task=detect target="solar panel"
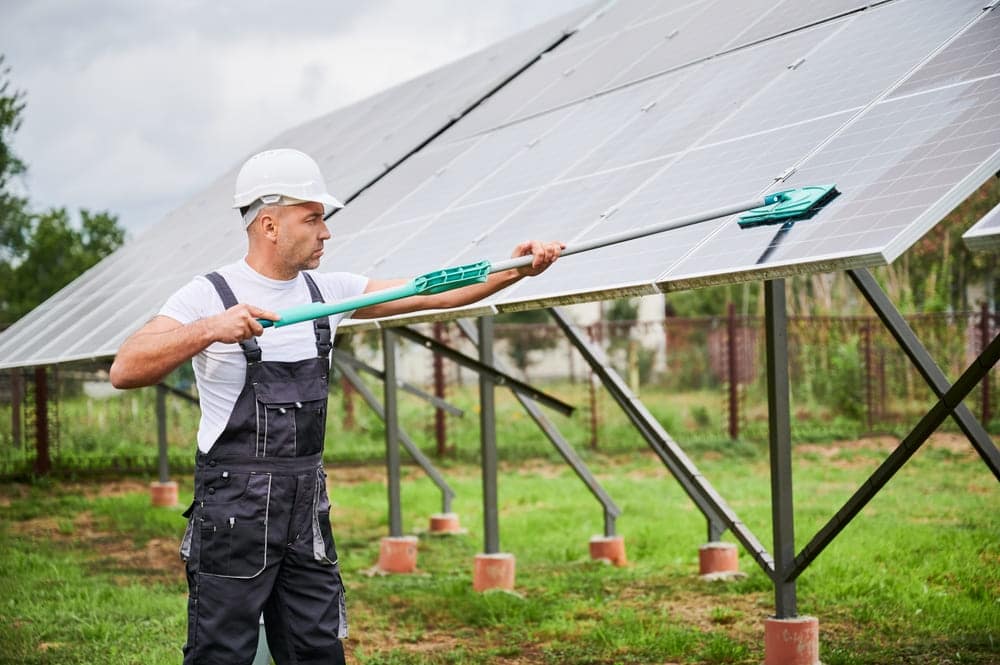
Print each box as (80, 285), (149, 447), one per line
(1, 0), (997, 368)
(330, 0), (997, 311)
(0, 5), (597, 369)
(963, 201), (1000, 253)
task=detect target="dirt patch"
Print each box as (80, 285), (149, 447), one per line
(10, 511), (184, 586)
(797, 432), (979, 470)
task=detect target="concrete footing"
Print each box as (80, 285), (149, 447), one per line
(699, 541), (738, 575)
(473, 553), (515, 592)
(589, 535), (627, 566)
(377, 536), (418, 573)
(765, 615), (820, 665)
(429, 512), (462, 534)
(149, 481), (178, 507)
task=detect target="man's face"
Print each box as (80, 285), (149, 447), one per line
(274, 202), (330, 272)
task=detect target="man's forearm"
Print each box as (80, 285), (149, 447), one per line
(110, 319), (215, 389)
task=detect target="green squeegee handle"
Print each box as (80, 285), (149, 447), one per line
(258, 260), (491, 328)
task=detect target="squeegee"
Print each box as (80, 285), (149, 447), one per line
(259, 184), (838, 328)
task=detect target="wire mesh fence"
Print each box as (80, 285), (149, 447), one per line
(0, 308), (994, 478)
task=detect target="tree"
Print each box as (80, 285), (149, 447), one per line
(0, 56), (126, 326)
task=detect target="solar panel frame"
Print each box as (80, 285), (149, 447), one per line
(963, 201), (1000, 253)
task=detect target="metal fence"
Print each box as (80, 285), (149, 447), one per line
(1, 307), (994, 477)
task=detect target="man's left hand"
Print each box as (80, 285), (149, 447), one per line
(512, 240), (566, 277)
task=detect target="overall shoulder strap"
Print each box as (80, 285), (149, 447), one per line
(203, 272), (262, 364)
(301, 272), (332, 358)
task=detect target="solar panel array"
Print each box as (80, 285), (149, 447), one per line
(2, 0), (998, 369)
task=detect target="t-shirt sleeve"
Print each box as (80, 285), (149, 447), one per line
(158, 277), (225, 325)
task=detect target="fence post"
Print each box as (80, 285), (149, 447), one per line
(982, 302), (992, 426)
(433, 322), (448, 457)
(11, 369), (22, 449)
(587, 325), (599, 450)
(728, 302), (739, 440)
(34, 366), (50, 475)
(341, 375), (356, 431)
(863, 321), (873, 432)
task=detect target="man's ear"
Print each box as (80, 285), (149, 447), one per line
(258, 208), (280, 241)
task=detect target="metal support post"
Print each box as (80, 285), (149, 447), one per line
(156, 384), (169, 484)
(335, 359), (456, 514)
(478, 316), (500, 554)
(550, 307), (775, 575)
(34, 366), (50, 475)
(382, 330), (403, 537)
(765, 279), (797, 618)
(847, 269), (1000, 480)
(790, 328), (1000, 580)
(457, 319), (621, 537)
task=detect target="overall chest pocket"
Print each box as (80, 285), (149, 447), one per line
(252, 376), (328, 457)
(198, 472), (272, 578)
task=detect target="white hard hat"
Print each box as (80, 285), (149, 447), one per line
(232, 148), (343, 216)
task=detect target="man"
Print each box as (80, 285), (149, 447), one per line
(109, 148), (563, 664)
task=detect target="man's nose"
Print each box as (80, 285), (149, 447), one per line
(319, 221), (331, 240)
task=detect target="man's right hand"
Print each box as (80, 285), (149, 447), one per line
(210, 304), (280, 343)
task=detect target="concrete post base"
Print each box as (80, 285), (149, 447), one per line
(377, 536), (418, 573)
(765, 616), (820, 665)
(699, 541), (738, 575)
(589, 535), (627, 566)
(150, 481), (178, 508)
(429, 512), (462, 534)
(473, 553), (515, 592)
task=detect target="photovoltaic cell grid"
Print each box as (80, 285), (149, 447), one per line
(323, 0), (999, 316)
(0, 5), (596, 369)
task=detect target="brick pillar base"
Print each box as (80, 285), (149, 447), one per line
(429, 512), (462, 534)
(377, 536), (418, 573)
(765, 616), (819, 665)
(699, 541), (738, 575)
(473, 553), (515, 592)
(589, 535), (627, 566)
(150, 481), (178, 508)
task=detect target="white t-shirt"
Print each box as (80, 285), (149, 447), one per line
(158, 259), (369, 452)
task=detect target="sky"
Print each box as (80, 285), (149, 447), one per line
(1, 0), (589, 235)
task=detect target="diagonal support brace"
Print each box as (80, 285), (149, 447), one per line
(334, 358), (456, 514)
(549, 306), (775, 577)
(848, 269), (1000, 481)
(332, 349), (464, 417)
(456, 319), (622, 536)
(788, 329), (1000, 582)
(393, 326), (575, 416)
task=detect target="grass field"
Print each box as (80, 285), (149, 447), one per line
(1, 429), (997, 664)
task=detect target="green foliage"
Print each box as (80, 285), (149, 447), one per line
(495, 308), (557, 377)
(0, 56), (126, 326)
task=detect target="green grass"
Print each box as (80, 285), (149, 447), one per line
(1, 435), (996, 664)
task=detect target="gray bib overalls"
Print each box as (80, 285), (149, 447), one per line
(180, 271), (347, 664)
